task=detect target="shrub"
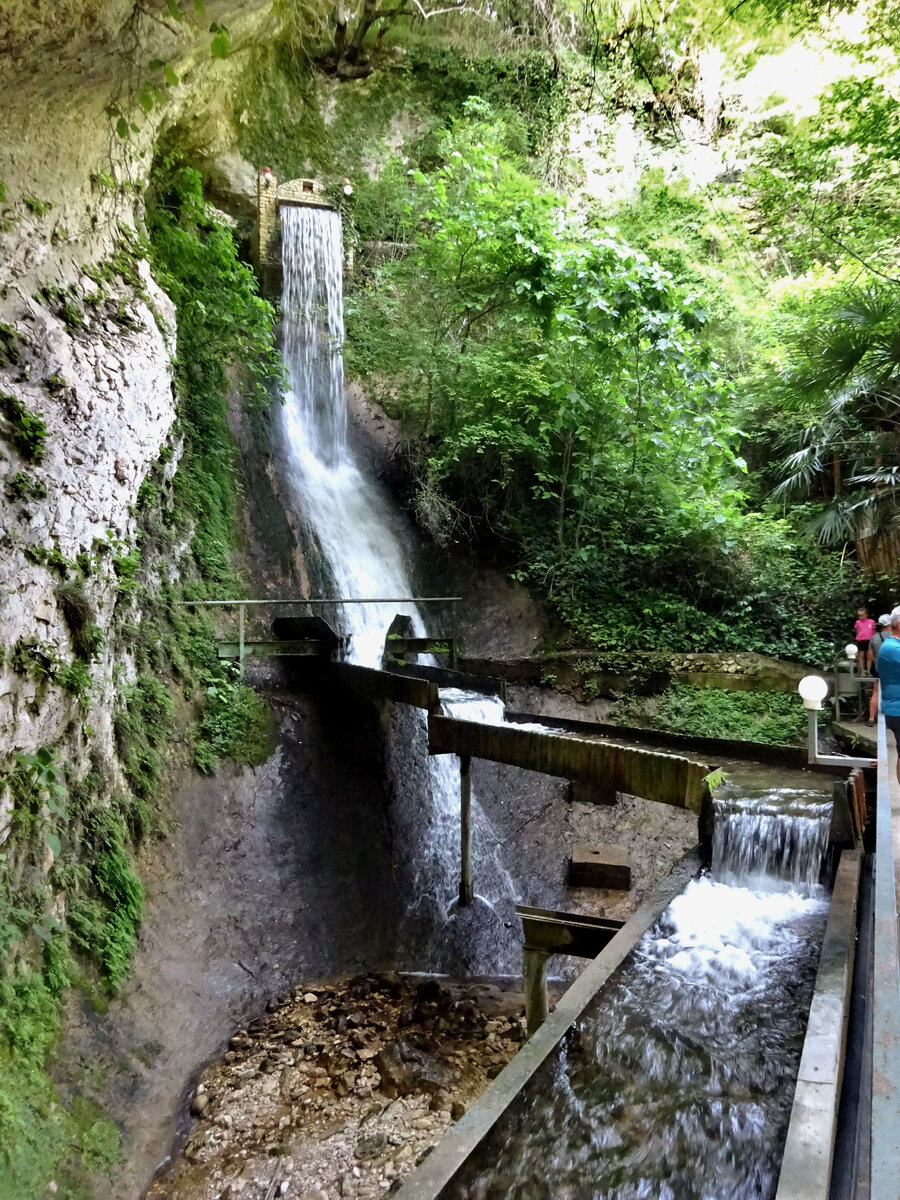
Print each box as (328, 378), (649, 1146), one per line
(0, 392), (48, 462)
(57, 660), (93, 706)
(5, 471), (47, 503)
(614, 684), (808, 745)
(193, 672), (275, 773)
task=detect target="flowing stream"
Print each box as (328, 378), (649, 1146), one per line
(446, 782), (832, 1200)
(279, 204), (516, 967)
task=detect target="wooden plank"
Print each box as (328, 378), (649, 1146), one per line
(515, 904), (623, 958)
(428, 714), (711, 813)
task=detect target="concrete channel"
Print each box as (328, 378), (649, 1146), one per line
(391, 852), (702, 1200)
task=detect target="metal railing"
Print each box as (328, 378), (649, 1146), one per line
(870, 714), (900, 1199)
(180, 596), (461, 677)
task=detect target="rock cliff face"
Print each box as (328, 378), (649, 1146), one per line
(0, 1), (274, 828)
(0, 268), (177, 839)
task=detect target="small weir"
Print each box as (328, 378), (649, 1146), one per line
(428, 786), (832, 1200)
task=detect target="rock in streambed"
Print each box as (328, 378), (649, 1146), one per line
(146, 973), (527, 1200)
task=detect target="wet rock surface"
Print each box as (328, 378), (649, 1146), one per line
(147, 973), (529, 1200)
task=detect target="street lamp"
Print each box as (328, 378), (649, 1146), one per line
(797, 674), (874, 768)
(799, 674), (829, 710)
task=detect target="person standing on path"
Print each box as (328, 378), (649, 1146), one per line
(855, 607), (877, 675)
(868, 615), (893, 725)
(875, 611), (900, 784)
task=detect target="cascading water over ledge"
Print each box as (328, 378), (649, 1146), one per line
(278, 203), (518, 972)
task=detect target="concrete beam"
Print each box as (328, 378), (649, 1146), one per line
(775, 850), (860, 1200)
(322, 661), (439, 711)
(515, 904), (623, 959)
(428, 714), (711, 812)
(568, 844), (632, 890)
(391, 851), (700, 1200)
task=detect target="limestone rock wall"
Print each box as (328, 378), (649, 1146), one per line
(0, 269), (177, 840)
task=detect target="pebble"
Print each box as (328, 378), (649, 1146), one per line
(148, 974), (520, 1200)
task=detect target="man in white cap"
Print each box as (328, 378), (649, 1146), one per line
(868, 614), (893, 725)
(876, 610), (900, 783)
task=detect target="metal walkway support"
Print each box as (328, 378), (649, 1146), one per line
(458, 755), (472, 908)
(183, 596), (459, 678)
(516, 905), (624, 1036)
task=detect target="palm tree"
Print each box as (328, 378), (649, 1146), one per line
(772, 282), (900, 547)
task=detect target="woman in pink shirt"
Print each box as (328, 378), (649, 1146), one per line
(855, 607), (877, 675)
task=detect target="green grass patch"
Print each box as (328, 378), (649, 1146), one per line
(613, 684), (808, 745)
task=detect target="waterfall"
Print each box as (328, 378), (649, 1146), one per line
(712, 785), (832, 894)
(278, 204), (517, 969)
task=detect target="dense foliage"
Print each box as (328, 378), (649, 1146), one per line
(614, 684), (808, 745)
(346, 107), (862, 663)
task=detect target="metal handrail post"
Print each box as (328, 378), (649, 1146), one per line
(870, 714), (900, 1198)
(238, 603), (245, 679)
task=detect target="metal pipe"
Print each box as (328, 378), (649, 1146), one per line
(238, 603), (245, 680)
(181, 597), (462, 605)
(459, 754), (472, 908)
(806, 709), (875, 770)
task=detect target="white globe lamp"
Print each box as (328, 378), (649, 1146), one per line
(844, 643), (859, 661)
(798, 675), (828, 711)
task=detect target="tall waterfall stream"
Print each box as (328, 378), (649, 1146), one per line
(279, 205), (517, 968)
(277, 205), (832, 1196)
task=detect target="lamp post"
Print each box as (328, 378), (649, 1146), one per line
(798, 674), (874, 768)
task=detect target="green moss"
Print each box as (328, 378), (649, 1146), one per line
(0, 392), (48, 463)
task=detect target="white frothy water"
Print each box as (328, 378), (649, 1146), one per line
(712, 784), (832, 894)
(448, 784), (833, 1200)
(279, 205), (515, 963)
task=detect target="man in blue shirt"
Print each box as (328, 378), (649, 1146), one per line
(876, 612), (900, 784)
